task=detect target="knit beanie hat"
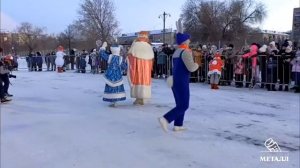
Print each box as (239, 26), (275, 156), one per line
(176, 33), (190, 45)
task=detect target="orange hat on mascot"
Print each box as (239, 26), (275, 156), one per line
(57, 45), (64, 51)
(137, 31), (149, 42)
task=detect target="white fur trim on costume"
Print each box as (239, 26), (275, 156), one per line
(110, 46), (121, 56)
(128, 42), (154, 60)
(119, 57), (123, 65)
(102, 42), (108, 48)
(108, 54), (122, 64)
(103, 76), (123, 87)
(126, 57), (133, 87)
(130, 85), (152, 99)
(108, 55), (113, 64)
(103, 92), (126, 99)
(208, 70), (221, 76)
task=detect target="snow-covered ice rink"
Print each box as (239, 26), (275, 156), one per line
(1, 59), (299, 168)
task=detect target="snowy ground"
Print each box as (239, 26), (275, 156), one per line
(1, 59), (299, 168)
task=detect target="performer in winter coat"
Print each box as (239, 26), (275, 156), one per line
(127, 31), (154, 105)
(158, 18), (199, 132)
(208, 52), (224, 89)
(55, 46), (66, 73)
(99, 42), (127, 107)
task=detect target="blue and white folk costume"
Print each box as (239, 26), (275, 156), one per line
(99, 45), (127, 105)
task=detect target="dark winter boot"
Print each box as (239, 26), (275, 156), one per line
(5, 93), (13, 97)
(1, 97), (11, 103)
(211, 84), (214, 89)
(295, 87), (300, 93)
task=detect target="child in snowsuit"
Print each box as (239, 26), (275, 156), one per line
(208, 52), (224, 89)
(99, 42), (127, 107)
(234, 57), (244, 88)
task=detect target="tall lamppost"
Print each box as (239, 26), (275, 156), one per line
(159, 12), (171, 44)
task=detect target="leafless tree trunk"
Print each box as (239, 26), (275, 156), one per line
(76, 0), (119, 45)
(181, 0), (266, 45)
(16, 22), (45, 53)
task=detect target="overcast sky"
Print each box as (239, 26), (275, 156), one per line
(1, 0), (299, 34)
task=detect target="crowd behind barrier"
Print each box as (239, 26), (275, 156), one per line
(9, 41), (300, 93)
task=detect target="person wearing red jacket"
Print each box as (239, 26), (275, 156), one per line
(242, 43), (259, 87)
(208, 52), (224, 89)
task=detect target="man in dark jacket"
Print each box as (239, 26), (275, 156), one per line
(0, 48), (12, 103)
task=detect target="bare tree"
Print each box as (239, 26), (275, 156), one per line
(77, 0), (119, 44)
(57, 24), (77, 53)
(181, 0), (202, 41)
(220, 0), (266, 41)
(16, 22), (45, 53)
(181, 0), (266, 45)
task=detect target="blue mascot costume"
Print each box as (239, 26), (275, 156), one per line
(158, 18), (199, 132)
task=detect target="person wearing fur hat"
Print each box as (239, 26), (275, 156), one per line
(99, 42), (127, 107)
(127, 31), (154, 105)
(208, 51), (224, 89)
(290, 47), (300, 93)
(55, 46), (66, 73)
(158, 18), (199, 132)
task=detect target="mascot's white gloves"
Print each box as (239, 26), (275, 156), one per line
(100, 42), (107, 51)
(167, 76), (173, 88)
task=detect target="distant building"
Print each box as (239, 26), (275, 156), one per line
(261, 30), (290, 43)
(292, 8), (300, 46)
(118, 29), (176, 45)
(247, 29), (290, 45)
(0, 31), (21, 54)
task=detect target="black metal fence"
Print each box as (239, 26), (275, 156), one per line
(18, 53), (297, 90)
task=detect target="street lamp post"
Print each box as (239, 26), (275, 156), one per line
(159, 12), (171, 44)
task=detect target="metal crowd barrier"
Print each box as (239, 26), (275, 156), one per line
(159, 53), (294, 90)
(18, 54), (295, 90)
